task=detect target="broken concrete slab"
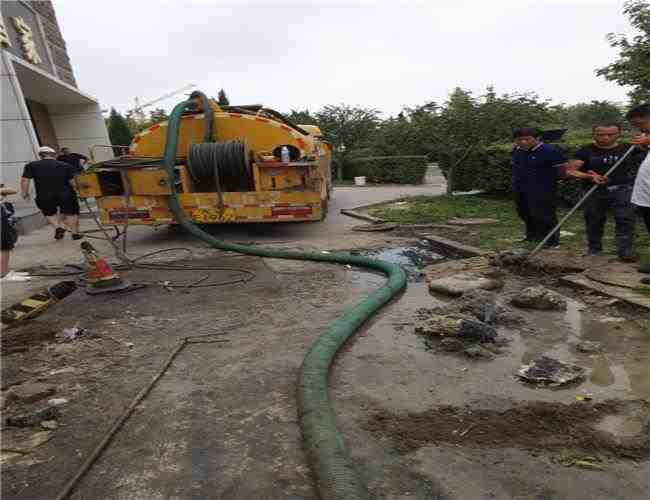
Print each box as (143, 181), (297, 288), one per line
(415, 314), (468, 337)
(576, 341), (604, 353)
(517, 356), (586, 386)
(7, 383), (56, 404)
(560, 274), (650, 311)
(415, 313), (496, 342)
(428, 273), (503, 297)
(511, 286), (567, 311)
(586, 268), (649, 289)
(6, 405), (59, 428)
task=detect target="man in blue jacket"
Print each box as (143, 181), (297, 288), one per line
(512, 127), (567, 247)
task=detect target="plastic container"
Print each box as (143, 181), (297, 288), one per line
(354, 176), (366, 186)
(280, 146), (290, 163)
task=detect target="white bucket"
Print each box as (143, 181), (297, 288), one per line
(354, 176), (366, 186)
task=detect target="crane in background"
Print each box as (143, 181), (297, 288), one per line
(129, 84), (196, 124)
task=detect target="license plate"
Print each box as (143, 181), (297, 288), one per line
(271, 206), (312, 217)
(109, 209), (151, 221)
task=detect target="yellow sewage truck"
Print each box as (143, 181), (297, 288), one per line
(76, 93), (332, 226)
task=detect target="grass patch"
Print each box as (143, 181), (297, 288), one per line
(370, 194), (650, 259)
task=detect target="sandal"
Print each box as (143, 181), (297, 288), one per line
(71, 233), (84, 240)
(54, 227), (65, 240)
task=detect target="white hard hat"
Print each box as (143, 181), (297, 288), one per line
(38, 146), (56, 154)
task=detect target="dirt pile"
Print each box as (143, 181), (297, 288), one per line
(366, 400), (650, 459)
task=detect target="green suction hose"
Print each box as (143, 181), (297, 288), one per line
(162, 99), (407, 500)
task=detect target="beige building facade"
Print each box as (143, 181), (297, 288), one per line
(1, 1), (111, 219)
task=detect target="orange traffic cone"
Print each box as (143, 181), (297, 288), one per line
(81, 241), (130, 294)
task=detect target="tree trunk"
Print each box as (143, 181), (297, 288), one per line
(446, 162), (454, 195)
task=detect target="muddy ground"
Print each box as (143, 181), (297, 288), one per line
(2, 204), (650, 499)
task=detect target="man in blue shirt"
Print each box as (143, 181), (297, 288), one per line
(512, 127), (567, 247)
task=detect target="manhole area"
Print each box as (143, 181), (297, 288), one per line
(358, 241), (446, 281)
(366, 400), (650, 459)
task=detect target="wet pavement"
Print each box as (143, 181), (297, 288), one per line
(3, 181), (650, 500)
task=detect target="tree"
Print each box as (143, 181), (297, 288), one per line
(558, 101), (624, 129)
(437, 88), (479, 193)
(286, 109), (318, 125)
(148, 108), (169, 125)
(107, 108), (133, 155)
(217, 89), (230, 106)
(596, 0), (650, 103)
(315, 104), (381, 180)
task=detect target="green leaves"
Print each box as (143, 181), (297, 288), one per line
(347, 156), (428, 184)
(107, 108), (133, 149)
(596, 0), (650, 104)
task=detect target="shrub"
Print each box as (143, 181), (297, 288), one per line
(347, 155), (428, 184)
(440, 142), (590, 204)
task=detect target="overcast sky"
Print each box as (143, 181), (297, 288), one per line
(55, 0), (634, 117)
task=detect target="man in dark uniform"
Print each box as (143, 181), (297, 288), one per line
(512, 127), (567, 247)
(20, 146), (82, 240)
(566, 124), (643, 261)
(57, 147), (88, 175)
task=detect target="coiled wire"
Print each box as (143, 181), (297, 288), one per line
(187, 141), (253, 192)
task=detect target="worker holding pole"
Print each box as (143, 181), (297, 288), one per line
(565, 124), (643, 261)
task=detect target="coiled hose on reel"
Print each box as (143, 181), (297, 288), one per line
(187, 141), (254, 192)
(163, 93), (407, 500)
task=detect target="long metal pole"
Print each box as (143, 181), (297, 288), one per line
(530, 145), (638, 257)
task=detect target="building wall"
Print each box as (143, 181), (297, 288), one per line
(26, 99), (59, 150)
(0, 1), (55, 76)
(0, 2), (112, 218)
(0, 52), (39, 191)
(27, 0), (77, 86)
(0, 1), (76, 86)
(48, 103), (112, 158)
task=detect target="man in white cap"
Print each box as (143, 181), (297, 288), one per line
(20, 146), (82, 240)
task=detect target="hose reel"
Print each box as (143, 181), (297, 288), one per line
(187, 141), (254, 195)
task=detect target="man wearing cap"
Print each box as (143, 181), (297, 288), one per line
(20, 146), (82, 240)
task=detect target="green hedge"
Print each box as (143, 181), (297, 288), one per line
(440, 142), (587, 204)
(347, 155), (428, 184)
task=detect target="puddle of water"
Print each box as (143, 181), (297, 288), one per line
(507, 294), (650, 400)
(338, 247), (650, 413)
(358, 241), (445, 281)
